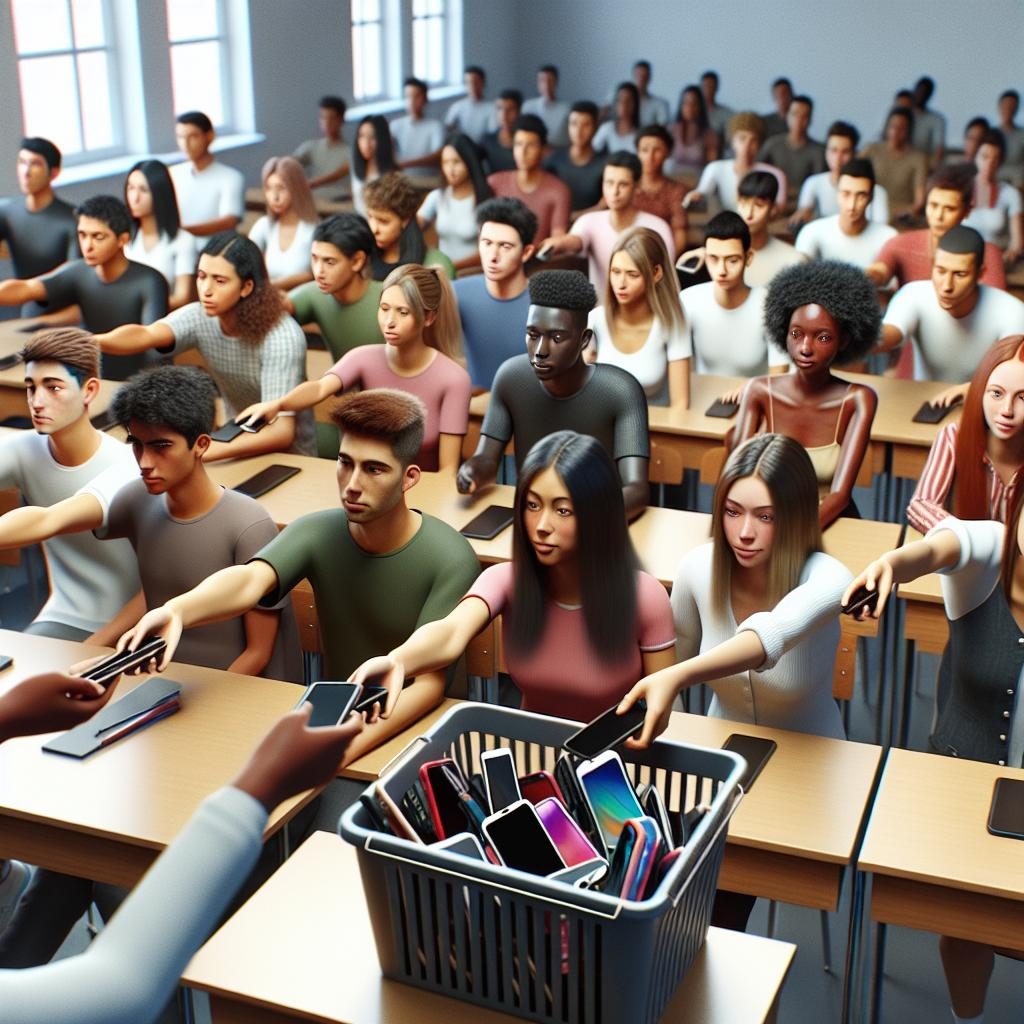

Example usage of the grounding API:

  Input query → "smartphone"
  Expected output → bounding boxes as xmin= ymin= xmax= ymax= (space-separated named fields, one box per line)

xmin=519 ymin=769 xmax=563 ymax=806
xmin=576 ymin=750 xmax=646 ymax=852
xmin=210 ymin=420 xmax=245 ymax=443
xmin=233 ymin=464 xmax=300 ymax=498
xmin=676 ymin=254 xmax=702 ymax=274
xmin=555 ymin=752 xmax=600 ymax=843
xmin=81 ymin=636 xmax=167 ymax=689
xmin=705 ymin=399 xmax=739 ymax=419
xmin=912 ymin=401 xmax=955 ymax=425
xmin=842 ymin=585 xmax=881 ymax=616
xmin=603 ymin=822 xmax=637 ymax=894
xmin=373 ymin=782 xmax=423 ymax=843
xmin=563 ymin=699 xmax=648 ymax=761
xmin=240 ymin=416 xmax=267 ymax=434
xmin=0 ymin=352 xmax=22 ymax=370
xmin=535 ymin=244 xmax=554 ymax=262
xmin=481 ymin=747 xmax=521 ymax=813
xmin=90 ymin=408 xmax=119 ymax=431
xmin=653 ymin=846 xmax=683 ymax=890
xmin=353 ymin=684 xmax=388 ymax=715
xmin=0 ymin=655 xmax=13 ymax=672
xmin=460 ymin=504 xmax=514 ymax=541
xmin=298 ymin=682 xmax=360 ymax=727
xmin=620 ymin=818 xmax=663 ymax=900
xmin=432 ymin=831 xmax=487 ymax=861
xmin=535 ymin=797 xmax=604 ymax=867
xmin=639 ymin=784 xmax=674 ymax=844
xmin=358 ymin=791 xmax=391 ymax=833
xmin=420 ymin=758 xmax=472 ymax=840
xmin=400 ymin=782 xmax=437 ymax=842
xmin=987 ymin=777 xmax=1024 ymax=840
xmin=722 ymin=734 xmax=778 ymax=791
xmin=481 ymin=799 xmax=566 ymax=876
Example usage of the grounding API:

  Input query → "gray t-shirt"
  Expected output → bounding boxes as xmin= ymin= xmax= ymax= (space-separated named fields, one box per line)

xmin=482 ymin=355 xmax=650 ymax=471
xmin=544 ymin=149 xmax=607 ymax=211
xmin=0 ymin=195 xmax=78 ymax=278
xmin=92 ymin=476 xmax=302 ymax=682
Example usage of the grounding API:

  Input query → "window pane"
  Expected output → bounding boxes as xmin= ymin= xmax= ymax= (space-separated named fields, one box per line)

xmin=166 ymin=0 xmax=219 ymax=42
xmin=352 ymin=23 xmax=381 ymax=100
xmin=77 ymin=50 xmax=114 ymax=149
xmin=352 ymin=0 xmax=379 ymax=23
xmin=169 ymin=41 xmax=224 ymax=125
xmin=12 ymin=0 xmax=72 ymax=54
xmin=18 ymin=55 xmax=82 ymax=154
xmin=413 ymin=15 xmax=444 ymax=83
xmin=71 ymin=0 xmax=106 ymax=49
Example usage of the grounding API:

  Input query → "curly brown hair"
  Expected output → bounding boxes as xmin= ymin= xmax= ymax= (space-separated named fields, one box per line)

xmin=199 ymin=232 xmax=286 ymax=343
xmin=363 ymin=171 xmax=428 ymax=221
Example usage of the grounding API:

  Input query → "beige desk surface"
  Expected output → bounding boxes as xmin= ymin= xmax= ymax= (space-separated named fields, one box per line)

xmin=838 ymin=372 xmax=957 ymax=448
xmin=183 ymin=830 xmax=796 ymax=1024
xmin=0 ymin=629 xmax=312 ymax=888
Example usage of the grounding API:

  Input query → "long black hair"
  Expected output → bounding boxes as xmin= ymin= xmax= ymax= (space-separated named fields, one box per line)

xmin=125 ymin=160 xmax=182 ymax=239
xmin=444 ymin=132 xmax=493 ymax=205
xmin=510 ymin=431 xmax=639 ymax=662
xmin=352 ymin=115 xmax=397 ymax=182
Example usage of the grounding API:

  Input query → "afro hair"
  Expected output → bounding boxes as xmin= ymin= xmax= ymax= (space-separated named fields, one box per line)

xmin=764 ymin=261 xmax=881 ymax=366
xmin=528 ymin=269 xmax=596 ymax=313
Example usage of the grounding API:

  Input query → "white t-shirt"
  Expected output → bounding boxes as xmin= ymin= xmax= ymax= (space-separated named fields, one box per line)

xmin=593 ymin=122 xmax=638 ymax=154
xmin=570 ymin=209 xmax=676 ymax=296
xmin=883 ymin=282 xmax=1024 ymax=382
xmin=419 ymin=187 xmax=479 ymax=263
xmin=292 ymin=137 xmax=352 ymax=195
xmin=694 ymin=160 xmax=787 ymax=213
xmin=745 ymin=236 xmax=808 ymax=287
xmin=443 ymin=97 xmax=495 ymax=143
xmin=169 ymin=160 xmax=245 ymax=226
xmin=588 ymin=305 xmax=691 ymax=403
xmin=247 ymin=216 xmax=316 ymax=281
xmin=521 ymin=97 xmax=571 ymax=148
xmin=679 ymin=282 xmax=787 ymax=377
xmin=795 ymin=215 xmax=898 ymax=269
xmin=390 ymin=116 xmax=444 ymax=176
xmin=125 ymin=229 xmax=197 ymax=287
xmin=964 ymin=184 xmax=1022 ymax=244
xmin=797 ymin=172 xmax=890 ymax=224
xmin=0 ymin=431 xmax=140 ymax=633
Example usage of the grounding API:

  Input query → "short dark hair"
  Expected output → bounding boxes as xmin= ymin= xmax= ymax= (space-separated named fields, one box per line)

xmin=790 ymin=94 xmax=813 ymax=114
xmin=498 ymin=88 xmax=523 ymax=108
xmin=512 ymin=114 xmax=547 ymax=146
xmin=528 ymin=270 xmax=596 ymax=313
xmin=112 ymin=365 xmax=217 ymax=447
xmin=965 ymin=115 xmax=990 ymax=136
xmin=826 ymin=120 xmax=860 ymax=149
xmin=465 ymin=65 xmax=485 ymax=79
xmin=331 ymin=388 xmax=426 ymax=467
xmin=570 ymin=99 xmax=599 ymax=122
xmin=633 ymin=59 xmax=651 ymax=73
xmin=319 ymin=95 xmax=347 ymax=117
xmin=313 ymin=213 xmax=376 ymax=259
xmin=764 ymin=261 xmax=881 ymax=365
xmin=176 ymin=110 xmax=213 ymax=133
xmin=75 ymin=195 xmax=132 ymax=237
xmin=926 ymin=163 xmax=974 ymax=206
xmin=605 ymin=150 xmax=642 ymax=181
xmin=635 ymin=124 xmax=672 ymax=150
xmin=937 ymin=225 xmax=985 ymax=269
xmin=20 ymin=137 xmax=61 ymax=171
xmin=475 ymin=196 xmax=537 ymax=249
xmin=772 ymin=77 xmax=793 ymax=92
xmin=886 ymin=106 xmax=915 ymax=134
xmin=1000 ymin=89 xmax=1020 ymax=105
xmin=22 ymin=327 xmax=100 ymax=385
xmin=704 ymin=210 xmax=750 ymax=251
xmin=914 ymin=75 xmax=935 ymax=103
xmin=403 ymin=76 xmax=428 ymax=95
xmin=895 ymin=89 xmax=914 ymax=103
xmin=738 ymin=170 xmax=779 ymax=203
xmin=701 ymin=70 xmax=719 ymax=87
xmin=838 ymin=158 xmax=876 ymax=185
xmin=539 ymin=64 xmax=558 ymax=78
xmin=979 ymin=127 xmax=1007 ymax=160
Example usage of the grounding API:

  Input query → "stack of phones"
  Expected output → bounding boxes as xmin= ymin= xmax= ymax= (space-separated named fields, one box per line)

xmin=81 ymin=637 xmax=167 ymax=688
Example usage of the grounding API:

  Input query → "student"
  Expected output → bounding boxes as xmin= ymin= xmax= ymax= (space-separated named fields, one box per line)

xmin=457 ymin=270 xmax=650 ymax=520
xmin=758 ymin=95 xmax=826 ymax=205
xmin=667 ymin=85 xmax=719 ymax=177
xmin=629 ymin=59 xmax=671 ymax=126
xmin=0 ymin=671 xmax=364 ymax=1024
xmin=762 ymin=77 xmax=794 ymax=139
xmin=391 ymin=77 xmax=444 ymax=178
xmin=521 ymin=65 xmax=570 ymax=148
xmin=679 ymin=212 xmax=785 ymax=378
xmin=700 ymin=70 xmax=734 ymax=145
xmin=240 ymin=264 xmax=468 ymax=473
xmin=960 ymin=116 xmax=990 ymax=164
xmin=0 ymin=329 xmax=139 ymax=641
xmin=248 ymin=156 xmax=318 ymax=291
xmin=911 ymin=75 xmax=947 ymax=162
xmin=860 ymin=107 xmax=929 ymax=218
xmin=877 ymin=227 xmax=1024 ymax=383
xmin=285 ymin=213 xmax=384 ymax=361
xmin=794 ymin=159 xmax=897 ymax=269
xmin=292 ymin=94 xmax=352 ymax=197
xmin=588 ymin=226 xmax=690 ymax=408
xmin=792 ymin=121 xmax=890 ymax=227
xmin=684 ymin=112 xmax=787 ymax=214
xmin=169 ymin=111 xmax=245 ymax=236
xmin=480 ymin=89 xmax=522 ymax=174
xmin=453 ymin=197 xmax=537 ymax=391
xmin=351 ymin=114 xmax=397 ymax=217
xmin=964 ymin=129 xmax=1023 ymax=261
xmin=93 ymin=232 xmax=317 ymax=458
xmin=354 ymin=431 xmax=675 ymax=723
xmin=633 ymin=126 xmax=688 ymax=255
xmin=123 ymin=159 xmax=196 ymax=310
xmin=364 ymin=172 xmax=455 ymax=281
xmin=544 ymin=101 xmax=607 ymax=214
xmin=538 ymin=152 xmax=675 ymax=295
xmin=487 ymin=115 xmax=570 ymax=245
xmin=907 ymin=334 xmax=1024 ymax=533
xmin=996 ymin=88 xmax=1024 ymax=167
xmin=736 ymin=170 xmax=807 ymax=287
xmin=417 ymin=133 xmax=493 ymax=269
xmin=0 ymin=138 xmax=78 ymax=314
xmin=594 ymin=82 xmax=641 ymax=154
xmin=444 ymin=65 xmax=494 ymax=144
xmin=119 ymin=388 xmax=481 ymax=766
xmin=732 ymin=261 xmax=880 ymax=527
xmin=0 ymin=195 xmax=168 ymax=381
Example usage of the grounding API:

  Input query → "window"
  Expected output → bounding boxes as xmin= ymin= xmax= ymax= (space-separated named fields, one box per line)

xmin=166 ymin=0 xmax=229 ymax=128
xmin=11 ymin=0 xmax=118 ymax=159
xmin=411 ymin=0 xmax=445 ymax=85
xmin=351 ymin=0 xmax=385 ymax=102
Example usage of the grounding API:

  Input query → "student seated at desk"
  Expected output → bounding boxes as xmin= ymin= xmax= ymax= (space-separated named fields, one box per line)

xmin=240 ymin=264 xmax=469 ymax=473
xmin=0 ymin=670 xmax=364 ymax=1024
xmin=170 ymin=110 xmax=245 ymax=237
xmin=860 ymin=107 xmax=929 ymax=219
xmin=351 ymin=115 xmax=397 ymax=217
xmin=248 ymin=156 xmax=318 ymax=292
xmin=119 ymin=389 xmax=481 ymax=768
xmin=353 ymin=430 xmax=675 ymax=723
xmin=731 ymin=260 xmax=879 ymax=527
xmin=544 ymin=101 xmax=607 ymax=215
xmin=666 ymin=85 xmax=720 ymax=178
xmin=594 ymin=82 xmax=641 ymax=155
xmin=292 ymin=94 xmax=352 ymax=198
xmin=964 ymin=128 xmax=1023 ymax=263
xmin=736 ymin=170 xmax=807 ymax=287
xmin=92 ymin=231 xmax=317 ymax=459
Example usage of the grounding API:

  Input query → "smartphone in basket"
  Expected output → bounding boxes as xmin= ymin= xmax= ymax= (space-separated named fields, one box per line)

xmin=460 ymin=504 xmax=514 ymax=540
xmin=419 ymin=757 xmax=474 ymax=840
xmin=987 ymin=777 xmax=1024 ymax=840
xmin=481 ymin=798 xmax=566 ymax=876
xmin=534 ymin=797 xmax=605 ymax=867
xmin=722 ymin=734 xmax=777 ymax=791
xmin=636 ymin=782 xmax=674 ymax=844
xmin=373 ymin=782 xmax=423 ymax=843
xmin=81 ymin=636 xmax=167 ymax=689
xmin=233 ymin=464 xmax=300 ymax=498
xmin=432 ymin=831 xmax=488 ymax=860
xmin=297 ymin=682 xmax=360 ymax=727
xmin=481 ymin=747 xmax=521 ymax=813
xmin=619 ymin=817 xmax=664 ymax=900
xmin=555 ymin=752 xmax=600 ymax=844
xmin=519 ymin=769 xmax=564 ymax=806
xmin=563 ymin=698 xmax=648 ymax=760
xmin=576 ymin=750 xmax=646 ymax=853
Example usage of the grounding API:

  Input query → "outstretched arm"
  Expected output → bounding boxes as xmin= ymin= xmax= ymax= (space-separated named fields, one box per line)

xmin=94 ymin=321 xmax=175 ymax=356
xmin=456 ymin=435 xmax=505 ymax=495
xmin=0 ymin=492 xmax=104 ymax=550
xmin=0 ymin=278 xmax=48 ymax=308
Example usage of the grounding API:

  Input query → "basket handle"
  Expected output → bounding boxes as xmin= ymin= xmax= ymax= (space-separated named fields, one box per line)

xmin=667 ymin=784 xmax=743 ymax=909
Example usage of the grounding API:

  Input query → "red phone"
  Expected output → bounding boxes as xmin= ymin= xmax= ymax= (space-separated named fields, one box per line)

xmin=519 ymin=769 xmax=564 ymax=806
xmin=419 ymin=758 xmax=471 ymax=840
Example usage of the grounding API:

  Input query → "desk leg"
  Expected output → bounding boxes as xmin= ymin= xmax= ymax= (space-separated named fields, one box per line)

xmin=897 ymin=637 xmax=916 ymax=749
xmin=868 ymin=921 xmax=888 ymax=1024
xmin=841 ymin=867 xmax=866 ymax=1024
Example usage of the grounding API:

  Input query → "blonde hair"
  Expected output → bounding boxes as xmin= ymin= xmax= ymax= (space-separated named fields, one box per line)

xmin=380 ymin=263 xmax=463 ymax=360
xmin=710 ymin=434 xmax=822 ymax=615
xmin=261 ymin=156 xmax=319 ymax=224
xmin=604 ymin=227 xmax=686 ymax=339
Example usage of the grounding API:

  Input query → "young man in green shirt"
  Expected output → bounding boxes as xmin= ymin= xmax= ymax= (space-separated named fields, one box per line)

xmin=118 ymin=388 xmax=480 ymax=766
xmin=285 ymin=214 xmax=384 ymax=361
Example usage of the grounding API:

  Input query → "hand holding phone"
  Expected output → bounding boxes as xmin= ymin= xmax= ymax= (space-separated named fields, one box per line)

xmin=563 ymin=699 xmax=648 ymax=760
xmin=80 ymin=637 xmax=167 ymax=689
xmin=297 ymin=682 xmax=361 ymax=727
xmin=841 ymin=585 xmax=880 ymax=617
xmin=841 ymin=564 xmax=893 ymax=620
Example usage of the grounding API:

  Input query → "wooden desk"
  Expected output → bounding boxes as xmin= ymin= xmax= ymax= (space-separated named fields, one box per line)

xmin=182 ymin=830 xmax=797 ymax=1024
xmin=0 ymin=629 xmax=313 ymax=888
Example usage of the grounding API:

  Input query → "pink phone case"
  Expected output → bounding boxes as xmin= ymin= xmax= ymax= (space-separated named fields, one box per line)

xmin=619 ymin=819 xmax=663 ymax=900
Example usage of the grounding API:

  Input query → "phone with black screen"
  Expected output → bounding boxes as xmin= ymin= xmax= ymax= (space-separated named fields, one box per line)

xmin=705 ymin=400 xmax=739 ymax=418
xmin=912 ymin=401 xmax=955 ymax=425
xmin=563 ymin=699 xmax=648 ymax=760
xmin=988 ymin=777 xmax=1024 ymax=840
xmin=233 ymin=464 xmax=300 ymax=498
xmin=722 ymin=734 xmax=778 ymax=791
xmin=0 ymin=352 xmax=23 ymax=371
xmin=210 ymin=421 xmax=245 ymax=443
xmin=460 ymin=505 xmax=515 ymax=540
xmin=482 ymin=798 xmax=566 ymax=876
xmin=353 ymin=684 xmax=388 ymax=715
xmin=842 ymin=585 xmax=881 ymax=616
xmin=81 ymin=637 xmax=167 ymax=689
xmin=298 ymin=682 xmax=360 ymax=727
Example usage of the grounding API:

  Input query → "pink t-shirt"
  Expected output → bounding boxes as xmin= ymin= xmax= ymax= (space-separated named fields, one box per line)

xmin=487 ymin=170 xmax=571 ymax=244
xmin=326 ymin=347 xmax=471 ymax=471
xmin=570 ymin=209 xmax=677 ymax=296
xmin=876 ymin=230 xmax=1007 ymax=290
xmin=464 ymin=562 xmax=675 ymax=722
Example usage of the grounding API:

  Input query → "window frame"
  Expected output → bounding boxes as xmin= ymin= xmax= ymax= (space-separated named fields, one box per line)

xmin=165 ymin=0 xmax=233 ymax=133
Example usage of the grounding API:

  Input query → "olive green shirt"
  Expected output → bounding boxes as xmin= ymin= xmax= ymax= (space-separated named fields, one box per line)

xmin=287 ymin=279 xmax=384 ymax=362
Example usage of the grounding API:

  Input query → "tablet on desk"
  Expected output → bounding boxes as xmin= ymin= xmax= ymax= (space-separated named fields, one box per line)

xmin=911 ymin=401 xmax=955 ymax=425
xmin=705 ymin=399 xmax=739 ymax=419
